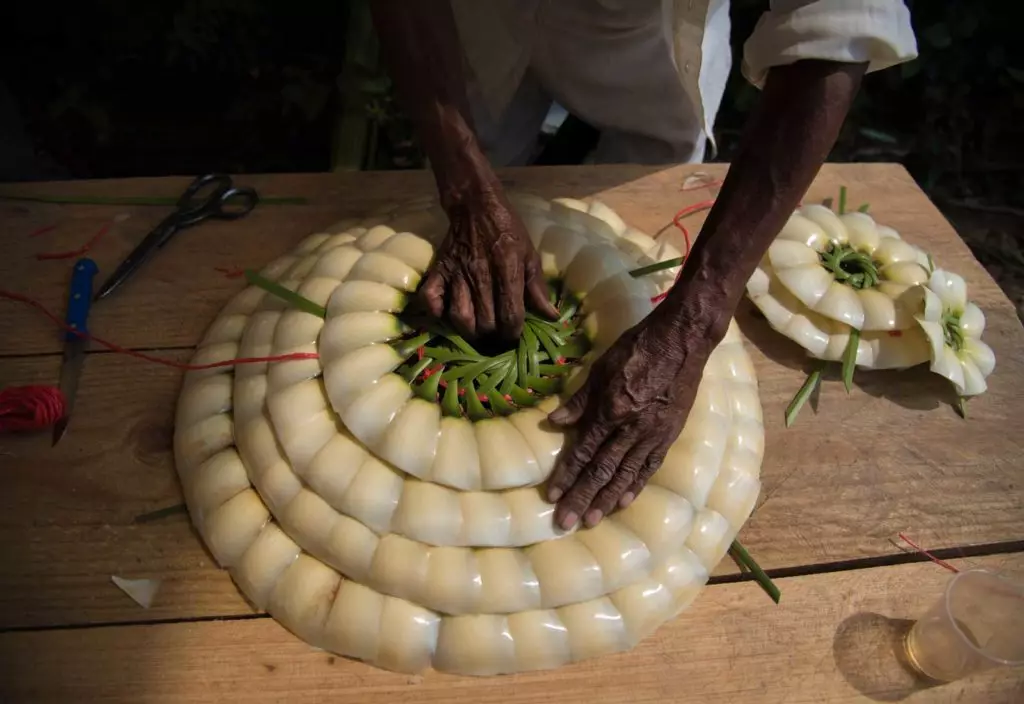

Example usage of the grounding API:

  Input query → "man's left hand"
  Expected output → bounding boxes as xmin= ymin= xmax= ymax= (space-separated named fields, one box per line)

xmin=545 ymin=311 xmax=709 ymax=530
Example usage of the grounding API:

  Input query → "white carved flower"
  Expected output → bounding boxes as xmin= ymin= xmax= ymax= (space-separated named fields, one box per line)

xmin=766 ymin=205 xmax=930 ymax=331
xmin=915 ymin=270 xmax=996 ymax=396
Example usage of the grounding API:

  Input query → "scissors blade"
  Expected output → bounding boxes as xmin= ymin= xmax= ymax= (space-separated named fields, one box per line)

xmin=52 ymin=258 xmax=99 ymax=446
xmin=93 ymin=215 xmax=177 ymax=301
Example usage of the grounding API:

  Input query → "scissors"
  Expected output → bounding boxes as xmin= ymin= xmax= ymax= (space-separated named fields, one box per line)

xmin=94 ymin=174 xmax=259 ymax=301
xmin=53 ymin=258 xmax=98 ymax=445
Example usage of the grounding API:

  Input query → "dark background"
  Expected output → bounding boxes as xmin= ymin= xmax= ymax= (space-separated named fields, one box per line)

xmin=3 ymin=0 xmax=1021 ymax=313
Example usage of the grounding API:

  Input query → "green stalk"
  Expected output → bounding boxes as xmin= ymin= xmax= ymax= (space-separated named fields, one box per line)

xmin=244 ymin=270 xmax=326 ymax=318
xmin=841 ymin=329 xmax=860 ymax=393
xmin=729 ymin=541 xmax=781 ymax=604
xmin=401 ymin=356 xmax=433 ymax=382
xmin=392 ymin=333 xmax=431 ymax=361
xmin=955 ymin=394 xmax=968 ymax=419
xmin=857 ymin=203 xmax=870 ymax=213
xmin=838 ymin=185 xmax=848 ymax=215
xmin=785 ymin=366 xmax=822 ymax=428
xmin=508 ymin=385 xmax=537 ymax=407
xmin=629 ymin=257 xmax=684 ymax=278
xmin=441 ymin=379 xmax=461 ymax=416
xmin=465 ymin=380 xmax=490 ymax=421
xmin=415 ymin=369 xmax=442 ymax=403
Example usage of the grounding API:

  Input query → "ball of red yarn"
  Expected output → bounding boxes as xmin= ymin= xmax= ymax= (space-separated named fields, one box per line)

xmin=0 ymin=386 xmax=67 ymax=433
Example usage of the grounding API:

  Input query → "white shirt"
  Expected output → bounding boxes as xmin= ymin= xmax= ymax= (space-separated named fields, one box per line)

xmin=449 ymin=0 xmax=917 ymax=164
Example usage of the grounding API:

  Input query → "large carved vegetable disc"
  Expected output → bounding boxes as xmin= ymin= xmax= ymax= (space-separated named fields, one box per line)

xmin=173 ymin=193 xmax=765 ymax=676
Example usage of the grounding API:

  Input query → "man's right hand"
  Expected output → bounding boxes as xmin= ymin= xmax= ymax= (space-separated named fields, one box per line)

xmin=420 ymin=188 xmax=559 ymax=342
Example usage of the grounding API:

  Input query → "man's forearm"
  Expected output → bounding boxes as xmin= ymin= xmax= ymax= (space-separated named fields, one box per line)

xmin=369 ymin=0 xmax=497 ymax=209
xmin=659 ymin=60 xmax=868 ymax=349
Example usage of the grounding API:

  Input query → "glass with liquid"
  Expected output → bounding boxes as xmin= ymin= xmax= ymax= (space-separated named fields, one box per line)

xmin=903 ymin=569 xmax=1024 ymax=682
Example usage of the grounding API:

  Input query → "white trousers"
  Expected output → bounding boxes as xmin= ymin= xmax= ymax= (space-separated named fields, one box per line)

xmin=452 ymin=1 xmax=717 ymax=167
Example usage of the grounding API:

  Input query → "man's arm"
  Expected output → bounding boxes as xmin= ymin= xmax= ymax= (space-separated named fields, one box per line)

xmin=656 ymin=59 xmax=867 ymax=348
xmin=546 ymin=59 xmax=868 ymax=529
xmin=369 ymin=0 xmax=557 ymax=340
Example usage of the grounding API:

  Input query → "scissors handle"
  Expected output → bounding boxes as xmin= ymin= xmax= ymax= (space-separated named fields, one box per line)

xmin=176 ymin=173 xmax=259 ymax=224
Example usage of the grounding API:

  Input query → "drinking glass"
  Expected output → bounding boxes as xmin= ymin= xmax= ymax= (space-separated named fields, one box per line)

xmin=903 ymin=569 xmax=1024 ymax=682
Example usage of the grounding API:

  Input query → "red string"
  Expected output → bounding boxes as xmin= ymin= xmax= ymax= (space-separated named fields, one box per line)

xmin=0 ymin=385 xmax=67 ymax=432
xmin=649 ymin=200 xmax=715 ymax=304
xmin=36 ymin=222 xmax=112 ymax=260
xmin=0 ymin=287 xmax=319 ymax=372
xmin=214 ymin=267 xmax=246 ymax=279
xmin=29 ymin=224 xmax=58 ymax=238
xmin=897 ymin=532 xmax=960 ymax=573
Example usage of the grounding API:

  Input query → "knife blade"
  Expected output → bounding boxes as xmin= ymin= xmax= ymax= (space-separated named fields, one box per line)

xmin=52 ymin=258 xmax=99 ymax=446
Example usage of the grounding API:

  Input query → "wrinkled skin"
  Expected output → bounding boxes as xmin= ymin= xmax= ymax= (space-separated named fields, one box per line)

xmin=419 ymin=191 xmax=560 ymax=341
xmin=546 ymin=314 xmax=708 ymax=530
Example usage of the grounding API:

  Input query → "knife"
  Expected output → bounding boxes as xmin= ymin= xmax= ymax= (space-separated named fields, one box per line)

xmin=52 ymin=258 xmax=99 ymax=446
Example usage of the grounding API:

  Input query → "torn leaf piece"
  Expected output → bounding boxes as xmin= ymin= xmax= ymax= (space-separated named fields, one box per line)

xmin=111 ymin=575 xmax=162 ymax=609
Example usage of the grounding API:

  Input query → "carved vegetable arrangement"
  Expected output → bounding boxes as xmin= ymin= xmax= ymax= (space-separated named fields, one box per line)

xmin=746 ymin=187 xmax=996 ymax=424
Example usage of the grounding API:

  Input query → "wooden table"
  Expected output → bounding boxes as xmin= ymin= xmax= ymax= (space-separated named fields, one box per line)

xmin=1 ymin=164 xmax=1022 ymax=702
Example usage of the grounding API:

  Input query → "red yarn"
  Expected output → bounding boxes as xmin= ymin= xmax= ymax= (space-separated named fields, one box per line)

xmin=214 ymin=266 xmax=245 ymax=279
xmin=36 ymin=222 xmax=112 ymax=260
xmin=29 ymin=224 xmax=58 ymax=238
xmin=0 ymin=385 xmax=67 ymax=432
xmin=650 ymin=199 xmax=715 ymax=304
xmin=0 ymin=287 xmax=319 ymax=372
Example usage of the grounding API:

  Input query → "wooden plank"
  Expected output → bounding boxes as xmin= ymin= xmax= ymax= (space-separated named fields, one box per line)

xmin=1 ymin=345 xmax=1022 ymax=629
xmin=0 ymin=353 xmax=255 ymax=628
xmin=6 ymin=163 xmax=1016 ymax=355
xmin=1 ymin=164 xmax=1023 ymax=628
xmin=2 ymin=556 xmax=1021 ymax=704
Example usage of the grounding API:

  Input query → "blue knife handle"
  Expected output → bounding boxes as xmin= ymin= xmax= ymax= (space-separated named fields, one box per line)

xmin=65 ymin=258 xmax=99 ymax=342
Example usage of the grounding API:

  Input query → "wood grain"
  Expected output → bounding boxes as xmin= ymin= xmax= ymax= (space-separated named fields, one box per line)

xmin=2 ymin=556 xmax=1021 ymax=704
xmin=1 ymin=164 xmax=1023 ymax=630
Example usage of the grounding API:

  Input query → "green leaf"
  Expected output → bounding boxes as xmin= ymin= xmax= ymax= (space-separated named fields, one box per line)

xmin=244 ymin=270 xmax=326 ymax=318
xmin=729 ymin=541 xmax=781 ymax=604
xmin=629 ymin=257 xmax=684 ymax=278
xmin=784 ymin=368 xmax=822 ymax=428
xmin=392 ymin=333 xmax=431 ymax=361
xmin=486 ymin=390 xmax=516 ymax=416
xmin=401 ymin=356 xmax=433 ymax=382
xmin=509 ymin=385 xmax=537 ymax=407
xmin=523 ymin=325 xmax=541 ymax=377
xmin=416 ymin=370 xmax=442 ymax=403
xmin=441 ymin=378 xmax=461 ymax=417
xmin=525 ymin=375 xmax=561 ymax=396
xmin=955 ymin=395 xmax=968 ymax=419
xmin=556 ymin=337 xmax=590 ymax=360
xmin=857 ymin=203 xmax=870 ymax=213
xmin=842 ymin=328 xmax=860 ymax=393
xmin=500 ymin=355 xmax=519 ymax=395
xmin=465 ymin=380 xmax=490 ymax=421
xmin=478 ymin=358 xmax=512 ymax=394
xmin=516 ymin=337 xmax=529 ymax=391
xmin=531 ymin=322 xmax=564 ymax=363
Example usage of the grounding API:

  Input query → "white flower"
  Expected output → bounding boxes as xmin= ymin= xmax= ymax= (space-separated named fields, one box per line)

xmin=915 ymin=270 xmax=996 ymax=396
xmin=766 ymin=205 xmax=930 ymax=331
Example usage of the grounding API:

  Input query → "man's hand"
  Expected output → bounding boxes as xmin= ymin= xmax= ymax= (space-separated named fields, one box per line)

xmin=545 ymin=311 xmax=710 ymax=530
xmin=543 ymin=59 xmax=868 ymax=531
xmin=420 ymin=190 xmax=559 ymax=341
